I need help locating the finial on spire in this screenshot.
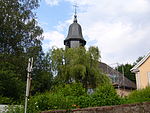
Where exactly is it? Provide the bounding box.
[73,3,78,23]
[73,3,78,16]
[73,14,77,23]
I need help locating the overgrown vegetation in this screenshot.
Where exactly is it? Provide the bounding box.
[1,0,150,113]
[124,87,150,104]
[27,86,150,113]
[27,83,122,113]
[115,56,144,83]
[0,0,52,103]
[4,85,150,113]
[116,64,136,83]
[50,47,110,88]
[5,105,24,113]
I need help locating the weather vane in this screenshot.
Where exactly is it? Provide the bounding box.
[73,2,78,15]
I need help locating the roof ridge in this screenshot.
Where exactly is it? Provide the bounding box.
[131,52,150,72]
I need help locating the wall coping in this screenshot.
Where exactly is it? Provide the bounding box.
[41,102,150,113]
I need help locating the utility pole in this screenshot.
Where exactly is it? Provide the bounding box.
[24,57,33,113]
[122,65,125,91]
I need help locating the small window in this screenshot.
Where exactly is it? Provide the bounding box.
[148,72,150,85]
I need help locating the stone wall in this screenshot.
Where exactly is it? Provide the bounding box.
[41,102,150,113]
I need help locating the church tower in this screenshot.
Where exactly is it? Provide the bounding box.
[64,13,86,48]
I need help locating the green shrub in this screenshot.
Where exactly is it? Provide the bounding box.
[56,83,87,96]
[90,84,122,106]
[28,93,75,112]
[125,86,150,104]
[0,96,12,104]
[5,105,24,113]
[74,95,91,108]
[28,83,87,112]
[28,83,123,112]
[27,94,47,113]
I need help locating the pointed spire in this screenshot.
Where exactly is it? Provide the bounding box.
[73,3,78,23]
[64,2,86,48]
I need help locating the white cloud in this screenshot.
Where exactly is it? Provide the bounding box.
[65,0,93,6]
[55,19,72,32]
[45,0,60,6]
[43,31,65,51]
[124,0,149,13]
[43,0,150,64]
[72,0,150,64]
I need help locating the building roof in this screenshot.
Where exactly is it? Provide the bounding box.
[64,15,86,43]
[99,62,136,89]
[131,52,150,72]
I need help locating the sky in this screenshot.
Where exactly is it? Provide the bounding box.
[36,0,150,65]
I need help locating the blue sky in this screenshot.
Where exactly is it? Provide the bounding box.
[36,0,71,31]
[36,0,150,65]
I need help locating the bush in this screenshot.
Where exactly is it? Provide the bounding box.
[90,84,122,106]
[27,83,123,112]
[5,105,24,113]
[74,95,91,108]
[28,83,87,112]
[0,96,12,104]
[125,86,150,104]
[56,83,87,97]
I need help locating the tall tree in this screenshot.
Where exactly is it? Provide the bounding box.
[50,47,110,89]
[115,56,145,83]
[0,0,44,101]
[116,64,136,83]
[31,52,53,95]
[133,56,144,66]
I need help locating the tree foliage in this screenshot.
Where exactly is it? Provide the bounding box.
[133,56,144,66]
[125,86,150,104]
[27,83,121,112]
[91,84,122,106]
[116,56,145,83]
[0,0,52,102]
[116,64,136,83]
[31,53,53,94]
[49,47,110,89]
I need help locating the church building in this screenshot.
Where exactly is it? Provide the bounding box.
[64,12,136,96]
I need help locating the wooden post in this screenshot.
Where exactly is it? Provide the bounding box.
[24,57,33,113]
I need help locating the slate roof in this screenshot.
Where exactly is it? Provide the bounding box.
[64,15,86,44]
[99,62,136,89]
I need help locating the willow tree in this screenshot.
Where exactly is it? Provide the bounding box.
[49,47,110,89]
